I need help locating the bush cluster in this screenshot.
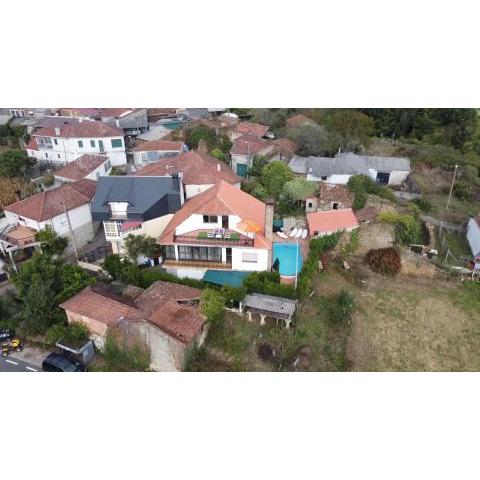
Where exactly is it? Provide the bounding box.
[347,174,396,210]
[297,232,342,298]
[378,211,422,245]
[364,247,401,276]
[328,290,356,325]
[244,271,297,299]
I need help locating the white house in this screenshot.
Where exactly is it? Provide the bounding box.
[132,140,186,168]
[467,216,480,267]
[1,179,97,258]
[134,149,241,200]
[26,118,127,166]
[54,154,112,182]
[289,152,411,186]
[159,180,273,280]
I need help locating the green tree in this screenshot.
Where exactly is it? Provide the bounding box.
[287,123,339,157]
[260,161,294,198]
[184,125,217,150]
[124,234,160,263]
[200,288,226,326]
[102,254,129,280]
[57,263,94,303]
[35,227,68,257]
[282,177,316,203]
[0,149,27,178]
[210,148,226,161]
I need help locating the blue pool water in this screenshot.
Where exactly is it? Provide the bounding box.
[273,243,303,276]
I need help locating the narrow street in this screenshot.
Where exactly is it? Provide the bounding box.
[0,355,40,372]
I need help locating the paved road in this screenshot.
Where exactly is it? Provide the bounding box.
[0,355,40,372]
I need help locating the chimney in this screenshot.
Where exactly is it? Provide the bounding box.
[54,127,60,136]
[217,163,221,172]
[197,139,208,155]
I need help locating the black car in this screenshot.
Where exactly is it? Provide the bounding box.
[42,353,86,372]
[0,329,12,341]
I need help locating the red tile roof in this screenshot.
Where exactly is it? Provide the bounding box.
[235,122,270,137]
[26,137,38,151]
[60,281,205,345]
[271,138,298,158]
[54,154,109,181]
[132,140,184,152]
[307,208,359,236]
[134,150,240,186]
[286,114,316,129]
[5,179,96,222]
[231,133,273,155]
[32,119,123,138]
[316,182,354,204]
[160,180,270,249]
[60,108,133,119]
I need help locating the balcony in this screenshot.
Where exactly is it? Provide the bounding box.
[0,224,38,248]
[173,229,254,247]
[163,259,232,270]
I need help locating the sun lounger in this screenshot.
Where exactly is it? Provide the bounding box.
[289,228,298,238]
[207,232,214,238]
[295,229,303,239]
[277,231,288,239]
[224,233,230,239]
[301,229,308,239]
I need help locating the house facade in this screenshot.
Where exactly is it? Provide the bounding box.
[230,133,274,177]
[467,216,480,264]
[289,152,411,186]
[134,149,241,200]
[132,140,186,168]
[305,182,354,213]
[2,179,97,257]
[307,208,359,237]
[159,181,273,280]
[26,119,127,166]
[90,176,184,256]
[54,154,112,182]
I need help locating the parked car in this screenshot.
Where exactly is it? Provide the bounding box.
[41,353,86,372]
[0,329,13,341]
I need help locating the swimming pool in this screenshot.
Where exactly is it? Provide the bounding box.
[273,243,303,276]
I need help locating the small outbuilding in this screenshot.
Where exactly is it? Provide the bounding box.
[307,208,359,237]
[240,293,298,329]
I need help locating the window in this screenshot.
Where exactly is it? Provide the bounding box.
[242,251,258,263]
[178,246,221,262]
[332,202,339,210]
[99,140,104,152]
[78,140,83,148]
[104,221,118,238]
[90,140,95,147]
[54,138,58,145]
[111,138,123,148]
[58,154,61,159]
[165,245,176,260]
[321,176,327,181]
[203,215,218,224]
[37,137,53,149]
[307,202,313,209]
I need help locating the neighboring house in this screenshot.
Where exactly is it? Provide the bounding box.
[134,150,241,199]
[26,119,127,166]
[2,179,97,257]
[132,140,186,168]
[90,176,184,256]
[270,138,298,162]
[230,122,271,141]
[289,152,411,186]
[59,281,206,371]
[147,108,178,123]
[285,113,316,129]
[54,154,112,182]
[307,208,359,237]
[230,133,274,177]
[467,216,480,267]
[305,182,354,213]
[58,108,148,135]
[159,180,273,280]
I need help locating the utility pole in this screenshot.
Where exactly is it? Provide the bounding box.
[62,201,79,261]
[446,164,458,211]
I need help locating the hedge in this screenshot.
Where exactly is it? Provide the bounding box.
[244,271,297,299]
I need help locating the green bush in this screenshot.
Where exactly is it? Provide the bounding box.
[352,190,367,210]
[378,211,422,245]
[328,290,356,325]
[365,247,401,276]
[210,148,226,161]
[412,197,433,212]
[42,173,55,187]
[244,271,297,299]
[103,333,150,372]
[220,285,247,307]
[200,289,226,325]
[453,181,472,200]
[45,321,89,348]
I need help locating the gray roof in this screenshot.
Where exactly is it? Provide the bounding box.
[243,293,297,317]
[0,115,12,126]
[91,176,182,222]
[289,152,410,177]
[137,125,171,141]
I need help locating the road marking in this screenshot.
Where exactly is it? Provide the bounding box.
[5,359,18,365]
[25,366,37,372]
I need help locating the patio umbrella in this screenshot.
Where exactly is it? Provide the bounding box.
[236,219,261,233]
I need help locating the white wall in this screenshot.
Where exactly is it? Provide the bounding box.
[231,247,269,271]
[55,158,112,182]
[387,170,410,185]
[467,218,480,257]
[185,183,215,199]
[166,267,208,280]
[133,150,181,167]
[30,134,127,166]
[307,173,351,184]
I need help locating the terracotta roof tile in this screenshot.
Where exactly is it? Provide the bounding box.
[134,150,240,186]
[132,140,185,152]
[271,138,298,158]
[286,114,316,129]
[54,154,109,181]
[32,119,123,138]
[316,182,354,204]
[235,122,269,137]
[231,133,273,155]
[160,180,270,249]
[307,208,359,236]
[5,179,96,221]
[26,137,38,151]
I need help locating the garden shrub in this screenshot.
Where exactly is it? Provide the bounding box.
[412,197,433,213]
[244,271,297,299]
[45,321,89,348]
[378,211,422,245]
[200,289,226,326]
[220,285,247,307]
[210,148,226,161]
[328,290,356,325]
[103,333,150,372]
[365,247,401,276]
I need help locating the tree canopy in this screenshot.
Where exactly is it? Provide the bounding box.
[260,161,294,198]
[0,149,27,178]
[124,234,160,263]
[282,177,316,202]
